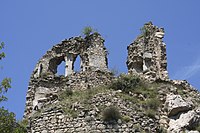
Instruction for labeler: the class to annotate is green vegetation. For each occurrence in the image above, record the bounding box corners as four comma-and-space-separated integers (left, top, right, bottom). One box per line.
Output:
0, 106, 27, 132
0, 42, 26, 133
145, 109, 156, 118
82, 26, 94, 36
145, 97, 160, 110
109, 74, 161, 118
140, 22, 152, 44
58, 86, 110, 118
109, 74, 141, 93
0, 42, 11, 102
175, 85, 186, 97
122, 115, 131, 122
18, 119, 28, 129
189, 123, 200, 132
157, 126, 167, 133
58, 88, 73, 100
142, 97, 160, 119
140, 26, 150, 37
57, 74, 161, 121
102, 106, 121, 123
133, 124, 141, 132
0, 107, 15, 132
117, 92, 138, 104
0, 42, 5, 60
0, 78, 11, 102
110, 67, 119, 76
195, 124, 200, 132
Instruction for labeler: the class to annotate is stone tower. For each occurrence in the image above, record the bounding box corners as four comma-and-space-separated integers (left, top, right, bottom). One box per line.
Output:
127, 22, 168, 81
24, 33, 112, 118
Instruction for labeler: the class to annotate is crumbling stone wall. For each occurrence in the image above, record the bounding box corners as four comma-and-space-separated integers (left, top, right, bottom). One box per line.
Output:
24, 23, 200, 133
28, 90, 160, 133
24, 33, 112, 118
127, 22, 168, 81
33, 33, 108, 78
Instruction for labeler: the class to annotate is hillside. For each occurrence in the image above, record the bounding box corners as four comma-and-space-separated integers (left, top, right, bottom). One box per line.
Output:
24, 22, 200, 133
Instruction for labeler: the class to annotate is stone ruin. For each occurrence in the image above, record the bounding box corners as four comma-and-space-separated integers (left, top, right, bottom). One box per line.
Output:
127, 22, 168, 81
33, 32, 108, 78
25, 22, 170, 118
24, 22, 200, 133
24, 33, 112, 118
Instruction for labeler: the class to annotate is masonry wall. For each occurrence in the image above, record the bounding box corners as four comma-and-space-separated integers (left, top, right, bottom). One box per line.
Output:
24, 23, 200, 133
24, 33, 111, 118
28, 90, 160, 133
126, 22, 168, 81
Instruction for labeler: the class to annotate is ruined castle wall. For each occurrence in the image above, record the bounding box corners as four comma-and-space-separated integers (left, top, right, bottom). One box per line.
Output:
127, 22, 168, 81
85, 33, 108, 71
24, 23, 200, 133
28, 91, 159, 133
24, 33, 111, 118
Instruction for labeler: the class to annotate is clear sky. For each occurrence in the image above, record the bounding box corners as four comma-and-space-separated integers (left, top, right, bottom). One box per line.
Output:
0, 1, 200, 120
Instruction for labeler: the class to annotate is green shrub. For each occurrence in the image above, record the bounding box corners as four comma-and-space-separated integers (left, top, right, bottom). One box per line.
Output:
0, 107, 27, 133
133, 124, 141, 132
102, 106, 121, 122
122, 115, 131, 122
109, 74, 141, 93
110, 67, 119, 76
117, 92, 138, 104
58, 88, 73, 100
145, 109, 156, 119
82, 26, 93, 36
18, 119, 28, 129
196, 125, 200, 131
145, 98, 160, 110
62, 107, 78, 118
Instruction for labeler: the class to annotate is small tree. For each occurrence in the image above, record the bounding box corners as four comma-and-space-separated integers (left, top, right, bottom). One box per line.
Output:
0, 42, 11, 102
0, 41, 26, 132
82, 26, 94, 36
109, 74, 140, 93
0, 107, 26, 133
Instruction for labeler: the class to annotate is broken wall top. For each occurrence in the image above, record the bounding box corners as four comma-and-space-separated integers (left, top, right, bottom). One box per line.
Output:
32, 32, 109, 78
127, 22, 168, 81
24, 32, 112, 118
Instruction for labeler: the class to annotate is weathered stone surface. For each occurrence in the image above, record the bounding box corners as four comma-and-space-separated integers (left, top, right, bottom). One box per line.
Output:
168, 107, 200, 133
188, 131, 200, 133
165, 94, 192, 116
126, 22, 168, 81
24, 23, 200, 133
27, 90, 161, 133
24, 33, 112, 118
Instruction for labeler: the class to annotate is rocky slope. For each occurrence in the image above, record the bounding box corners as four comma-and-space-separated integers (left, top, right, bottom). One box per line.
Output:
24, 22, 200, 133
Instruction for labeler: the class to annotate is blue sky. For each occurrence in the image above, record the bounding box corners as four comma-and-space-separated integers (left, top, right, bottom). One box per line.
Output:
0, 1, 200, 120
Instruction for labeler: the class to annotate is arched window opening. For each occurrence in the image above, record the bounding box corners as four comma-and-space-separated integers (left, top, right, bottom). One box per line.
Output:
73, 55, 81, 73
49, 56, 64, 75
57, 61, 66, 76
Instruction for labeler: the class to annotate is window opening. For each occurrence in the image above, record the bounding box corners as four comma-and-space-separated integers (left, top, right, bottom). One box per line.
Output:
57, 61, 65, 76
74, 55, 81, 72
